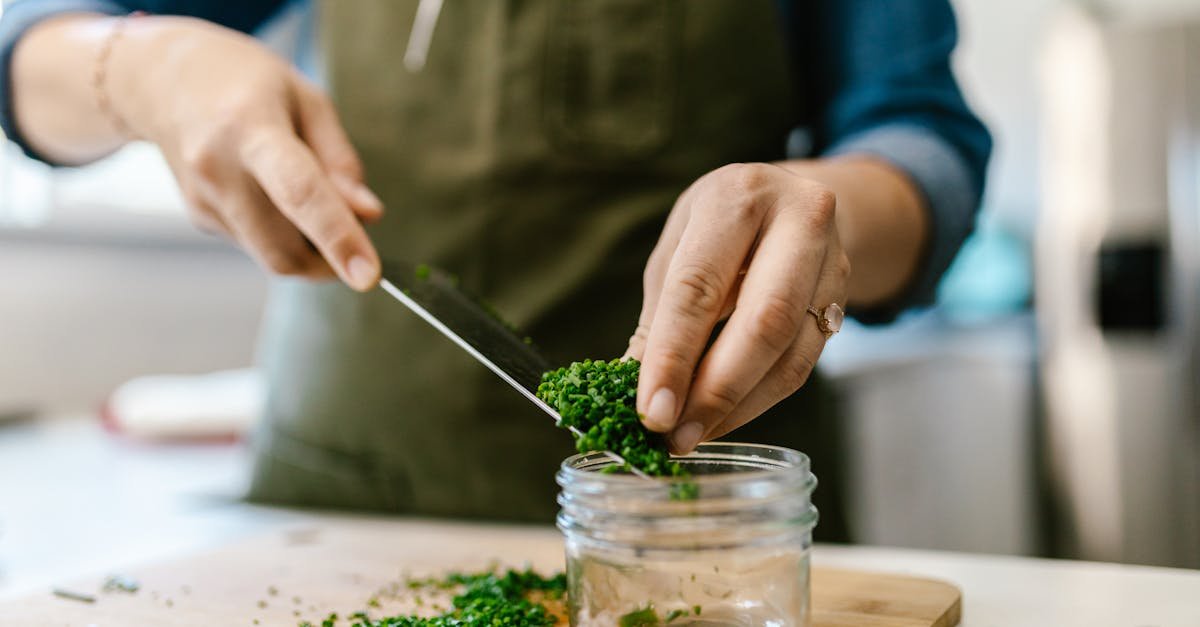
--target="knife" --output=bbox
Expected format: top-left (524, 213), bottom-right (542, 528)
top-left (378, 259), bottom-right (650, 479)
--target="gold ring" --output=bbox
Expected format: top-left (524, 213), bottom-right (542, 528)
top-left (806, 303), bottom-right (845, 339)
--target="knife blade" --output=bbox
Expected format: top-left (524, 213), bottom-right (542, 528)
top-left (378, 259), bottom-right (651, 479)
top-left (379, 259), bottom-right (557, 416)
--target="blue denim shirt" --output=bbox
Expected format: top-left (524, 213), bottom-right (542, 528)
top-left (0, 0), bottom-right (992, 321)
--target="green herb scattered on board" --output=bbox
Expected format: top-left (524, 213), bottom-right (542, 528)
top-left (339, 568), bottom-right (565, 627)
top-left (101, 574), bottom-right (140, 594)
top-left (536, 358), bottom-right (689, 481)
top-left (296, 567), bottom-right (702, 627)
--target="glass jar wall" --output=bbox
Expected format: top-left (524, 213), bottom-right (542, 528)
top-left (556, 443), bottom-right (818, 627)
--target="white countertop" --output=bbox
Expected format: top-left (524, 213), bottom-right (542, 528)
top-left (3, 417), bottom-right (1198, 625)
top-left (815, 544), bottom-right (1200, 626)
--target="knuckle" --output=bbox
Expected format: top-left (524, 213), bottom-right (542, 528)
top-left (697, 380), bottom-right (742, 417)
top-left (747, 294), bottom-right (802, 348)
top-left (802, 185), bottom-right (838, 231)
top-left (318, 223), bottom-right (361, 257)
top-left (216, 83), bottom-right (267, 115)
top-left (332, 151), bottom-right (364, 181)
top-left (179, 139), bottom-right (222, 181)
top-left (729, 196), bottom-right (762, 226)
top-left (239, 127), bottom-right (292, 170)
top-left (277, 172), bottom-right (323, 215)
top-left (717, 164), bottom-right (772, 224)
top-left (671, 262), bottom-right (726, 315)
top-left (642, 255), bottom-right (664, 292)
top-left (780, 351), bottom-right (817, 391)
top-left (650, 343), bottom-right (696, 378)
top-left (185, 208), bottom-right (218, 233)
top-left (261, 247), bottom-right (309, 275)
top-left (177, 180), bottom-right (209, 209)
top-left (833, 252), bottom-right (852, 282)
top-left (298, 263), bottom-right (335, 280)
top-left (300, 90), bottom-right (363, 175)
top-left (238, 127), bottom-right (272, 159)
top-left (643, 251), bottom-right (662, 285)
top-left (725, 162), bottom-right (771, 193)
top-left (302, 85), bottom-right (335, 113)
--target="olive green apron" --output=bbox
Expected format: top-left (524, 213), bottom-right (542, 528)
top-left (248, 0), bottom-right (848, 541)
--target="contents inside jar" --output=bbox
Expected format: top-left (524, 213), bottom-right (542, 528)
top-left (557, 445), bottom-right (817, 627)
top-left (567, 548), bottom-right (809, 627)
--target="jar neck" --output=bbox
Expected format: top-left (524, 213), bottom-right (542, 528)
top-left (556, 443), bottom-right (818, 552)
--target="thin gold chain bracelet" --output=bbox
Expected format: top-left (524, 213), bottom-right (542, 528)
top-left (92, 13), bottom-right (143, 138)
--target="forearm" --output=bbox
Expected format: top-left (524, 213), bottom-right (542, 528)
top-left (776, 156), bottom-right (928, 307)
top-left (11, 14), bottom-right (135, 165)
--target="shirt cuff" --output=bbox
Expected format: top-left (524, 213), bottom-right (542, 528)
top-left (0, 0), bottom-right (126, 164)
top-left (824, 124), bottom-right (982, 324)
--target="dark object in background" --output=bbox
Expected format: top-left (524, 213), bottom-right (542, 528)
top-left (1096, 243), bottom-right (1165, 332)
top-left (0, 407), bottom-right (36, 427)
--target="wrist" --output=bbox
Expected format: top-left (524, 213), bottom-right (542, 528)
top-left (103, 16), bottom-right (206, 143)
top-left (88, 14), bottom-right (140, 140)
top-left (779, 156), bottom-right (927, 306)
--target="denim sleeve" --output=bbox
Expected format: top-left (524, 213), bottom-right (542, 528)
top-left (0, 0), bottom-right (287, 164)
top-left (801, 0), bottom-right (994, 324)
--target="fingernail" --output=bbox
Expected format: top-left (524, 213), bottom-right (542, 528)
top-left (645, 388), bottom-right (676, 431)
top-left (333, 174), bottom-right (384, 214)
top-left (354, 184), bottom-right (384, 213)
top-left (671, 422), bottom-right (705, 455)
top-left (346, 255), bottom-right (378, 290)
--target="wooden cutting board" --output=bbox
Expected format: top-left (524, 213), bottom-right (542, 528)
top-left (1, 517), bottom-right (960, 626)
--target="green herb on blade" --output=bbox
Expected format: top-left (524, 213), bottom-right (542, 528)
top-left (537, 358), bottom-right (697, 491)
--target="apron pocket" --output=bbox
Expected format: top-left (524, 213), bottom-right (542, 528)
top-left (542, 0), bottom-right (679, 160)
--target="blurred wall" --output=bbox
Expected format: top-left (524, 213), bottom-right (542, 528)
top-left (0, 214), bottom-right (265, 415)
top-left (0, 147), bottom-right (267, 416)
top-left (952, 0), bottom-right (1054, 234)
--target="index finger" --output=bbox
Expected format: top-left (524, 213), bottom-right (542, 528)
top-left (637, 181), bottom-right (769, 433)
top-left (241, 130), bottom-right (381, 291)
top-left (668, 195), bottom-right (831, 452)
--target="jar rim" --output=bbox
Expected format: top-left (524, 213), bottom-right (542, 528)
top-left (558, 442), bottom-right (811, 488)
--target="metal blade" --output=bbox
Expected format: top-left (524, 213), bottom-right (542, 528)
top-left (378, 259), bottom-right (651, 479)
top-left (379, 259), bottom-right (559, 417)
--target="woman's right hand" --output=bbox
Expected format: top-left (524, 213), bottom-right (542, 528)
top-left (111, 17), bottom-right (382, 290)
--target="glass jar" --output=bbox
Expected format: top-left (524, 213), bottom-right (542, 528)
top-left (556, 443), bottom-right (818, 627)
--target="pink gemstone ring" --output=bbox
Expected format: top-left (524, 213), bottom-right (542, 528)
top-left (806, 303), bottom-right (844, 339)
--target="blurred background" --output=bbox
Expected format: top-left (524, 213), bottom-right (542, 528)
top-left (1, 0), bottom-right (1198, 596)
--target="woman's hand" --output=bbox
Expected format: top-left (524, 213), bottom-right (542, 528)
top-left (112, 17), bottom-right (382, 289)
top-left (626, 163), bottom-right (851, 454)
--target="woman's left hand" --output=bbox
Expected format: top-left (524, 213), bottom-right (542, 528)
top-left (626, 162), bottom-right (851, 454)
